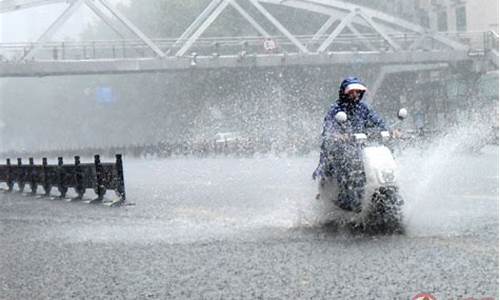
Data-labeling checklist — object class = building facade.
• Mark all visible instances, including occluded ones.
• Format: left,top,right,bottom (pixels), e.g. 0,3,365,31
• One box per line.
418,0,498,32
348,0,498,33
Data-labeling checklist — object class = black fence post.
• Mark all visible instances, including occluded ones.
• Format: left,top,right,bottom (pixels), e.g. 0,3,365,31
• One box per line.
74,156,84,200
115,154,126,203
6,158,13,192
42,157,51,196
57,157,67,198
0,154,126,206
93,155,105,202
17,158,24,193
29,157,37,195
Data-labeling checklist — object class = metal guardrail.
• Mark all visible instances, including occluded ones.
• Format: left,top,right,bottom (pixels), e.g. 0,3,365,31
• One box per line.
485,30,499,50
0,154,126,206
0,31,494,62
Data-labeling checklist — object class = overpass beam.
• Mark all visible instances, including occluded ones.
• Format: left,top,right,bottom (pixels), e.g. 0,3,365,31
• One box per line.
409,32,468,51
357,11,401,51
176,0,231,57
83,0,126,39
347,23,377,51
431,33,469,51
311,15,337,42
96,0,165,58
174,0,273,57
487,49,499,68
0,0,67,13
21,0,84,61
317,11,356,53
249,0,309,53
170,0,224,54
408,34,427,50
229,1,271,38
369,63,449,103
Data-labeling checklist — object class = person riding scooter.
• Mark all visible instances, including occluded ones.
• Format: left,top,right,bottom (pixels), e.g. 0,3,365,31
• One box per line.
313,77,387,211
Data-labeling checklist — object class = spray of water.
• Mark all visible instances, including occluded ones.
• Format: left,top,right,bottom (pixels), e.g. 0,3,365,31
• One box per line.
398,113,497,236
38,106,497,244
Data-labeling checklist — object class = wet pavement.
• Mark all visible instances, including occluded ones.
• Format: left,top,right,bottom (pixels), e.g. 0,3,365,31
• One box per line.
0,146,498,299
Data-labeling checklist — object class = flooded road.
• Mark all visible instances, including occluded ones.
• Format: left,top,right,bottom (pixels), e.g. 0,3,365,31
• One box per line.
0,146,497,299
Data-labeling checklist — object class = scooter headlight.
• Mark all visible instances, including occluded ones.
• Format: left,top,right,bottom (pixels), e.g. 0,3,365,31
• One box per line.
378,169,395,184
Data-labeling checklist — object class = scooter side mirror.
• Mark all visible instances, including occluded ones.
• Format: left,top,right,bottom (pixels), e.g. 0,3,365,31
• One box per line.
397,108,408,120
335,111,347,123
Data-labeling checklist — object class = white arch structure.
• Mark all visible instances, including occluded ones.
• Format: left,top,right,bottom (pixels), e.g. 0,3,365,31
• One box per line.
1,0,495,79
1,0,469,60
1,0,166,59
173,0,468,56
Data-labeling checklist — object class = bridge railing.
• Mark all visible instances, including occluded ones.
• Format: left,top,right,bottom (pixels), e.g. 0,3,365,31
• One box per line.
0,31,494,62
0,33,429,60
0,154,126,206
484,30,499,51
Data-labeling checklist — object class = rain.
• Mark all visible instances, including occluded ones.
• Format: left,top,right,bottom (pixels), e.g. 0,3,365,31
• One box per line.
0,0,498,299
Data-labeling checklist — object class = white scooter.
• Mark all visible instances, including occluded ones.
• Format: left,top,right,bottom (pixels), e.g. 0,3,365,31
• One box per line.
317,108,408,233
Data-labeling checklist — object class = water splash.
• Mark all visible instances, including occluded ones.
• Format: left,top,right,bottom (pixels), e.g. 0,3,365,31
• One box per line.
37,119,496,244
398,115,498,236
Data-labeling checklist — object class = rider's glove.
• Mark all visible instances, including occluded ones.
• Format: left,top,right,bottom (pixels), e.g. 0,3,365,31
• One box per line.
391,129,402,139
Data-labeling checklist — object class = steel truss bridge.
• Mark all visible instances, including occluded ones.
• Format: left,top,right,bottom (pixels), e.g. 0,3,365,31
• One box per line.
0,0,498,78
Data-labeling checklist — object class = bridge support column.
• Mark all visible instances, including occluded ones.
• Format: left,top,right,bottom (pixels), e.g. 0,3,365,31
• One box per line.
368,63,449,104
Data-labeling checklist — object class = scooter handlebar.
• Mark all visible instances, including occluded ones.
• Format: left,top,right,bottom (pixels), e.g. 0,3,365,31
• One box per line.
327,130,393,145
